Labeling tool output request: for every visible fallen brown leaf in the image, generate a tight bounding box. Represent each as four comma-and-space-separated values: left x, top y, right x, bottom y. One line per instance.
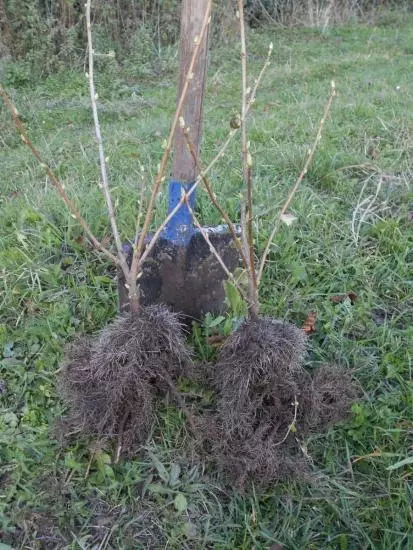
348, 291, 358, 304
302, 311, 316, 334
330, 291, 358, 304
206, 334, 227, 348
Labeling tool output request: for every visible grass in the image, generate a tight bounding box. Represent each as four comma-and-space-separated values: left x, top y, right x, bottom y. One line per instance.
1, 12, 413, 549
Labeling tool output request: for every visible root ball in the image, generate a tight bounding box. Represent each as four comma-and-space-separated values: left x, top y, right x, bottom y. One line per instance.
59, 305, 191, 452
200, 317, 357, 489
214, 317, 308, 437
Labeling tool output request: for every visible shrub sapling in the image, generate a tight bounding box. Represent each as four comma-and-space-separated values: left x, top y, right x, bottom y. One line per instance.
189, 1, 357, 488
0, 0, 214, 457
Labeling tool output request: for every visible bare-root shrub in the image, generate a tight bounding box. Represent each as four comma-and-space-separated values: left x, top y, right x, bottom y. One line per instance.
3, 0, 360, 485
187, 2, 358, 490
59, 305, 191, 453
2, 0, 221, 460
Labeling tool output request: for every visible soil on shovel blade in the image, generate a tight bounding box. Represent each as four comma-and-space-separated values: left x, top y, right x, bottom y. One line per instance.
118, 232, 239, 320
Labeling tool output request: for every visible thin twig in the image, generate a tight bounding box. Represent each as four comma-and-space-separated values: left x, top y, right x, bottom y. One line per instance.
85, 0, 129, 279
238, 0, 259, 318
130, 0, 212, 280
184, 196, 248, 302
238, 0, 249, 264
182, 127, 249, 271
257, 81, 337, 285
0, 87, 119, 266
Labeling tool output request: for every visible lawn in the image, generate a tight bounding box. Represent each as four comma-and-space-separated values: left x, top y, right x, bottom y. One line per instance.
1, 10, 412, 549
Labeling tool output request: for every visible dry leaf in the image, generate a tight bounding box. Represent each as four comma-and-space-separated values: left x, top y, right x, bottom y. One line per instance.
347, 291, 358, 304
330, 291, 358, 305
302, 311, 316, 333
206, 334, 227, 348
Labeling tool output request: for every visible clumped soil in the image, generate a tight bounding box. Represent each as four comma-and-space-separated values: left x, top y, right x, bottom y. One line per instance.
197, 317, 357, 489
59, 305, 191, 453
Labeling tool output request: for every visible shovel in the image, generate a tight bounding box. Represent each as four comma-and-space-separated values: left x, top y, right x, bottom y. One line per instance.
118, 0, 239, 320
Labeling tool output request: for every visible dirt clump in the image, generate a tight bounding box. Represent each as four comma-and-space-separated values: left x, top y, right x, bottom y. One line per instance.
59, 305, 191, 453
197, 317, 357, 489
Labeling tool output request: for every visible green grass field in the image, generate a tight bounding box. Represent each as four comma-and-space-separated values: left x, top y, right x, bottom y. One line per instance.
1, 11, 412, 549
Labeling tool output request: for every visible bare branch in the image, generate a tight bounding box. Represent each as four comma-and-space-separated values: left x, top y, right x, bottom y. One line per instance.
182, 127, 249, 271
238, 1, 248, 186
0, 86, 119, 266
133, 164, 147, 247
257, 82, 337, 285
238, 0, 259, 318
246, 162, 259, 318
85, 0, 129, 279
237, 0, 249, 265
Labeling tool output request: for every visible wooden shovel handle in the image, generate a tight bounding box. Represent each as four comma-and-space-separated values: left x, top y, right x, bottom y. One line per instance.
172, 0, 210, 183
